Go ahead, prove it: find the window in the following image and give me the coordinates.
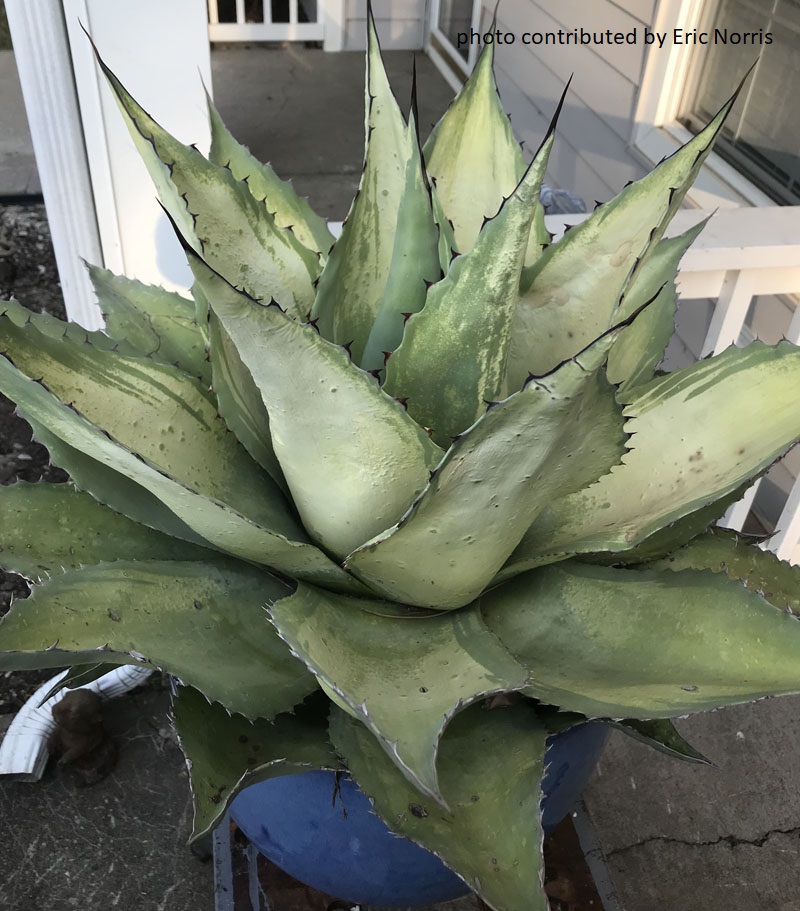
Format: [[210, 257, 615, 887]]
[[679, 0, 800, 204], [427, 0, 482, 85], [437, 0, 476, 63]]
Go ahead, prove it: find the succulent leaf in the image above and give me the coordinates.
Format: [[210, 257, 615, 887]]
[[0, 357, 357, 590], [581, 480, 752, 568], [0, 297, 140, 358], [20, 415, 224, 546], [206, 309, 288, 491], [348, 326, 626, 609], [0, 560, 316, 717], [87, 264, 210, 385], [642, 526, 800, 615], [382, 133, 554, 446], [189, 251, 444, 559], [430, 180, 457, 274], [358, 109, 443, 375], [311, 13, 440, 369], [507, 90, 738, 385], [206, 90, 335, 261], [612, 719, 712, 765], [423, 41, 549, 267], [482, 560, 800, 718], [39, 663, 132, 704], [94, 46, 318, 317], [269, 584, 527, 801], [505, 342, 800, 572], [174, 687, 337, 842], [0, 481, 212, 580], [606, 218, 709, 390], [0, 305, 295, 535], [331, 702, 549, 911]]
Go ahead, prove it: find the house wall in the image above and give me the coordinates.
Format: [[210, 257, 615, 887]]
[[344, 0, 426, 51], [482, 0, 657, 206]]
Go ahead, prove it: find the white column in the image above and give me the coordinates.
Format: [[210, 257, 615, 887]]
[[7, 1, 213, 328], [63, 0, 213, 298], [5, 0, 103, 328]]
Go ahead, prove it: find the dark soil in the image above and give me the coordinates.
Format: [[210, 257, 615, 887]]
[[0, 203, 69, 712], [0, 1, 10, 52]]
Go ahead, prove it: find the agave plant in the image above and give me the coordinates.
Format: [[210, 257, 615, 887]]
[[2, 15, 800, 910]]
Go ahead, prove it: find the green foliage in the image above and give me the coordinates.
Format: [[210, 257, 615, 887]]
[[2, 13, 800, 910]]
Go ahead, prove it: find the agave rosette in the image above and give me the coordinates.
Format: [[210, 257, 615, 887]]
[[2, 16, 800, 911]]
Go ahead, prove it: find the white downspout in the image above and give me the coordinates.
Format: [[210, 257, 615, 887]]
[[0, 665, 153, 781]]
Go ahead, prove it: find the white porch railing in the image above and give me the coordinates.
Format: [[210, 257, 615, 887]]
[[207, 0, 324, 42], [547, 206, 800, 565]]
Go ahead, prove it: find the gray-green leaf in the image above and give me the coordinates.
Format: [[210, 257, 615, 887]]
[[0, 481, 213, 580], [331, 702, 549, 911], [174, 687, 337, 842], [88, 264, 210, 385], [505, 342, 800, 574], [349, 327, 625, 608], [270, 584, 527, 802], [190, 252, 443, 559], [483, 560, 800, 719], [0, 560, 315, 719], [311, 13, 440, 369]]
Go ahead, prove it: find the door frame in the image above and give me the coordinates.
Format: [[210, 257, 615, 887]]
[[425, 0, 482, 91]]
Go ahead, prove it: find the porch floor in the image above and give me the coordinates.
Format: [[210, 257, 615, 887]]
[[208, 43, 454, 221], [2, 41, 800, 911]]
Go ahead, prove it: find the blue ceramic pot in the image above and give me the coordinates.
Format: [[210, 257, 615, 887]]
[[230, 720, 608, 907]]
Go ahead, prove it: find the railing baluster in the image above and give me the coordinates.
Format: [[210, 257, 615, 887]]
[[786, 303, 800, 345], [699, 268, 758, 539], [701, 268, 757, 356], [768, 474, 800, 563], [719, 482, 761, 533], [206, 0, 323, 38]]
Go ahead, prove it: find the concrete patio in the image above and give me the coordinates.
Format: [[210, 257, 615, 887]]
[[3, 40, 800, 911], [0, 49, 39, 198]]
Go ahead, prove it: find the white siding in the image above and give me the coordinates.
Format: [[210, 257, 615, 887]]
[[484, 0, 657, 206], [614, 0, 656, 22], [345, 0, 426, 50]]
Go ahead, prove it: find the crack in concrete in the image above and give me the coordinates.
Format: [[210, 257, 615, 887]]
[[607, 825, 800, 859]]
